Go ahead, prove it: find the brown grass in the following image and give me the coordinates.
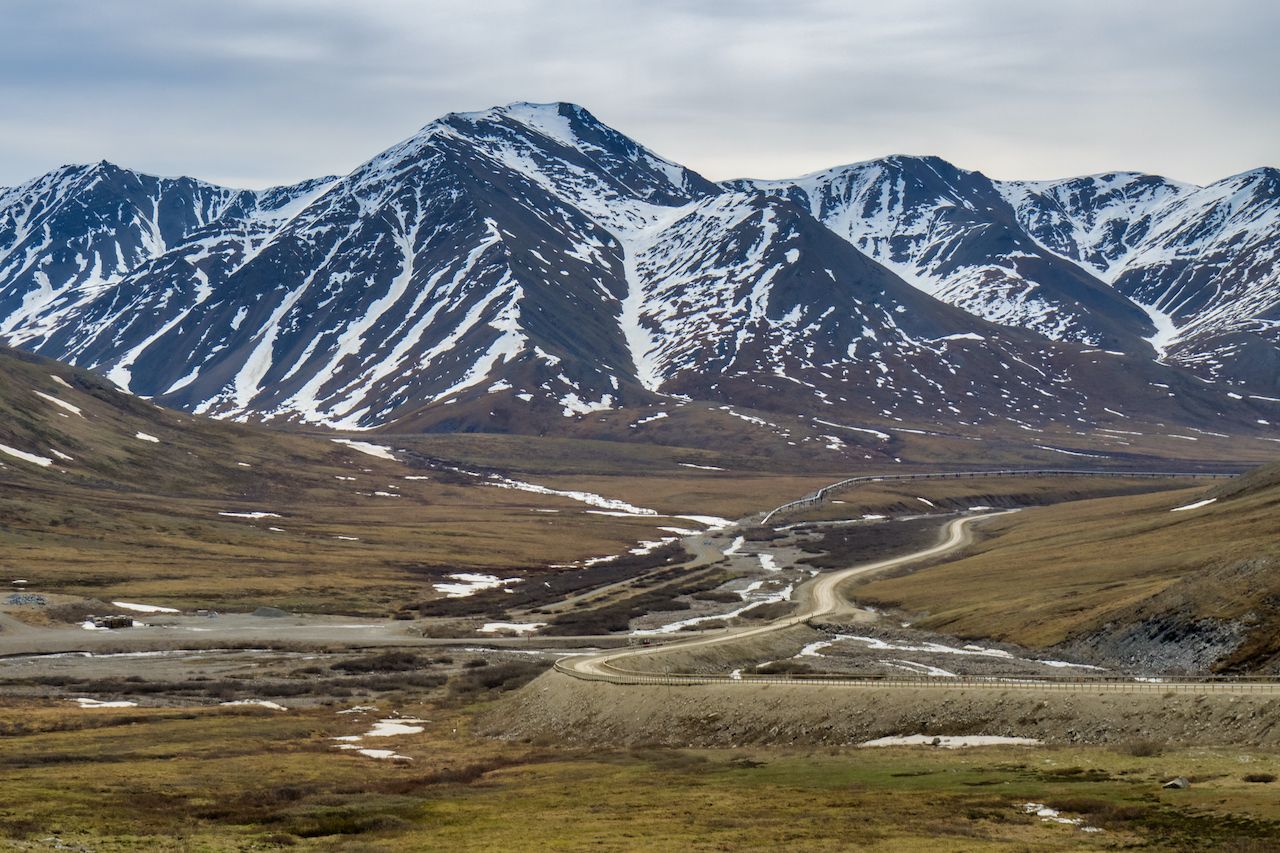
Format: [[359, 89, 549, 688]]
[[855, 480, 1280, 654]]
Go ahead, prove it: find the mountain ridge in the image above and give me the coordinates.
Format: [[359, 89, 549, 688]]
[[0, 101, 1275, 445]]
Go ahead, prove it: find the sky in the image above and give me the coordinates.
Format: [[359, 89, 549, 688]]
[[1, 0, 1276, 189]]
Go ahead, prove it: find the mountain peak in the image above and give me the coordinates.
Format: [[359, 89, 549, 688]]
[[1215, 165, 1280, 189], [448, 101, 601, 149], [421, 101, 600, 143], [1, 102, 1277, 436]]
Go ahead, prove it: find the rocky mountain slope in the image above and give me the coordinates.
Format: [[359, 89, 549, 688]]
[[0, 102, 1274, 441]]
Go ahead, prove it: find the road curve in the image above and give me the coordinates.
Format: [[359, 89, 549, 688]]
[[560, 514, 1280, 695], [759, 468, 1237, 525], [565, 512, 996, 680]]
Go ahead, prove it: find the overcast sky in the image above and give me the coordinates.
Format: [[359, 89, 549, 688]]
[[2, 0, 1276, 189]]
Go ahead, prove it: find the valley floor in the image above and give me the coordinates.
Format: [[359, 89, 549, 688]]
[[3, 463, 1278, 850], [2, 695, 1280, 851]]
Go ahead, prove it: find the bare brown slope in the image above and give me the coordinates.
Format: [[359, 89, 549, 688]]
[[0, 347, 682, 613]]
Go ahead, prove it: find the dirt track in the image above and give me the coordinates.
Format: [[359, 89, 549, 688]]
[[486, 510, 1280, 747], [563, 513, 999, 680]]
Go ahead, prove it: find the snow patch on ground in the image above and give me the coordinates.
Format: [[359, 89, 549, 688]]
[[560, 392, 614, 417], [135, 432, 160, 443], [0, 443, 53, 467], [337, 747, 411, 760], [332, 439, 397, 460], [1171, 497, 1217, 512], [1136, 299, 1179, 360], [111, 601, 179, 614], [1034, 445, 1108, 458], [34, 390, 83, 417], [338, 719, 426, 739], [812, 418, 890, 440], [487, 475, 658, 516], [435, 573, 521, 598], [631, 412, 670, 428], [880, 660, 958, 677], [1022, 802, 1102, 831], [675, 514, 733, 529], [69, 697, 138, 708], [221, 699, 287, 711], [796, 638, 847, 657], [479, 622, 546, 634], [633, 579, 794, 635], [331, 716, 427, 762], [828, 635, 1102, 671]]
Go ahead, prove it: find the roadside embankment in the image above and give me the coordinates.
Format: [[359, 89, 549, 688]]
[[483, 670, 1280, 748]]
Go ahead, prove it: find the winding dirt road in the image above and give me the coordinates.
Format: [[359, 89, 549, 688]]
[[559, 513, 1280, 694], [566, 512, 997, 679]]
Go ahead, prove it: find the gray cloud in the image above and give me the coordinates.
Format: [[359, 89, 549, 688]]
[[1, 0, 1275, 188]]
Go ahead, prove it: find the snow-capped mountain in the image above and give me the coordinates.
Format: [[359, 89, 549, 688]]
[[0, 102, 1274, 439], [1003, 168, 1280, 388], [741, 158, 1280, 391], [732, 157, 1157, 355]]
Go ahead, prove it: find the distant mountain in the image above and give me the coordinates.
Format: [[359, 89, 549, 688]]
[[1003, 168, 1280, 388], [0, 102, 1274, 441], [741, 159, 1280, 391], [731, 156, 1157, 355]]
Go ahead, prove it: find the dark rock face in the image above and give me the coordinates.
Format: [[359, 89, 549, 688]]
[[1056, 616, 1249, 675], [0, 102, 1275, 434]]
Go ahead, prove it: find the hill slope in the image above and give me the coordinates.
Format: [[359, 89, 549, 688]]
[[0, 346, 703, 613], [854, 459, 1280, 673]]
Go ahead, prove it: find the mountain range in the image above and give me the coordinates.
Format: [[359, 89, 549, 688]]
[[0, 102, 1275, 442]]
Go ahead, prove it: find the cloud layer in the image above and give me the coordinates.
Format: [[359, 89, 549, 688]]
[[2, 0, 1276, 188]]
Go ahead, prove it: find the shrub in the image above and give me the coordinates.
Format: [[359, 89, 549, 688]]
[[329, 651, 425, 673], [447, 661, 548, 699], [690, 590, 740, 603], [1046, 798, 1149, 825], [1121, 739, 1164, 757]]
